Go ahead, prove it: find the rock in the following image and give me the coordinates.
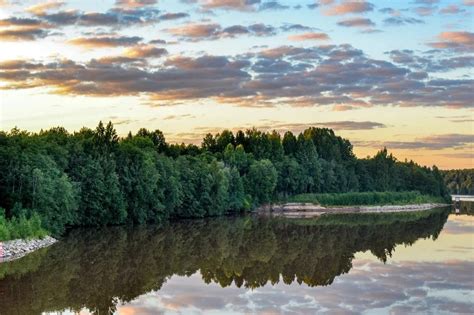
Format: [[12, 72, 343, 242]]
[[257, 202, 448, 219], [0, 236, 58, 263]]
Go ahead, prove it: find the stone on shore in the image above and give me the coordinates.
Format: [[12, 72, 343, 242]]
[[257, 203, 448, 218], [0, 236, 57, 263]]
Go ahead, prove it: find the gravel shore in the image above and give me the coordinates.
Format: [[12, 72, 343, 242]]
[[258, 203, 448, 218], [0, 236, 57, 263]]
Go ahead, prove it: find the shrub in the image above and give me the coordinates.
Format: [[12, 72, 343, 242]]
[[0, 208, 49, 241]]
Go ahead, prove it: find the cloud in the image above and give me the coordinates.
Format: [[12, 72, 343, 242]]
[[387, 49, 474, 72], [384, 16, 424, 26], [355, 134, 474, 150], [0, 54, 251, 100], [280, 24, 315, 32], [26, 1, 65, 15], [159, 12, 190, 20], [287, 32, 329, 41], [149, 39, 168, 44], [317, 120, 386, 130], [68, 35, 143, 48], [259, 1, 289, 11], [0, 17, 46, 27], [115, 0, 158, 8], [319, 0, 335, 5], [337, 17, 375, 28], [428, 31, 474, 52], [166, 23, 221, 38], [440, 5, 465, 14], [33, 7, 162, 27], [34, 9, 80, 25], [197, 0, 262, 11], [379, 7, 399, 15], [92, 56, 145, 65], [166, 23, 276, 41], [0, 44, 471, 109], [437, 153, 473, 159], [123, 44, 168, 58], [187, 0, 293, 11], [163, 114, 196, 120], [436, 116, 474, 124], [323, 1, 374, 16], [0, 28, 49, 41], [110, 118, 139, 125], [414, 6, 436, 16], [414, 0, 439, 4], [78, 12, 121, 26], [0, 17, 52, 41]]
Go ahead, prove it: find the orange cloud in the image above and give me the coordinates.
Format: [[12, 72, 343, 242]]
[[0, 18, 52, 41], [0, 44, 471, 110], [68, 35, 142, 48], [26, 1, 65, 15], [438, 31, 474, 44], [166, 22, 275, 41], [333, 100, 372, 111], [167, 23, 219, 38], [428, 31, 474, 52], [324, 1, 374, 16], [0, 17, 53, 41], [115, 0, 157, 8], [0, 28, 48, 41], [288, 32, 329, 41], [200, 0, 258, 10], [123, 45, 168, 58]]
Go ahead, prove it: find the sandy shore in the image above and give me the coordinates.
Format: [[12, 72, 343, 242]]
[[258, 202, 449, 218], [0, 236, 57, 263]]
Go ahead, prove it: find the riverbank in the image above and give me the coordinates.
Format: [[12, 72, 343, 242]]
[[0, 236, 57, 263], [286, 192, 447, 206], [258, 203, 449, 218]]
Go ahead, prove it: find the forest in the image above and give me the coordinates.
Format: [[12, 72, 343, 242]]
[[442, 169, 474, 195], [0, 121, 448, 237]]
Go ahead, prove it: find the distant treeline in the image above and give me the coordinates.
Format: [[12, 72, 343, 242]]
[[442, 169, 474, 195], [0, 122, 448, 236]]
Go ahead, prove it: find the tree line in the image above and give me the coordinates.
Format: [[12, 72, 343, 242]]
[[442, 169, 474, 195], [0, 121, 448, 235]]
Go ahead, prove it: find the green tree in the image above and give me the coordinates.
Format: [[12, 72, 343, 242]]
[[116, 137, 165, 224], [245, 159, 277, 204]]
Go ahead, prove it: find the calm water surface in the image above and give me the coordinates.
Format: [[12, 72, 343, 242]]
[[0, 207, 473, 315]]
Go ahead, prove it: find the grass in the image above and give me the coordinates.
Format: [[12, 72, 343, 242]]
[[0, 208, 49, 241], [285, 191, 446, 207]]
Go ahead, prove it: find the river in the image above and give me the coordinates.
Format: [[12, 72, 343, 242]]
[[0, 206, 472, 314]]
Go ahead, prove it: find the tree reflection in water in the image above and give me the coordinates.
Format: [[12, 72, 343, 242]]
[[0, 207, 449, 314]]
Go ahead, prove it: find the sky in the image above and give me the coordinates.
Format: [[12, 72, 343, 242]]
[[0, 0, 472, 169]]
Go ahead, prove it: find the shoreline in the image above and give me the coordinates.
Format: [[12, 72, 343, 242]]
[[0, 236, 57, 263], [0, 203, 449, 261], [257, 203, 450, 218]]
